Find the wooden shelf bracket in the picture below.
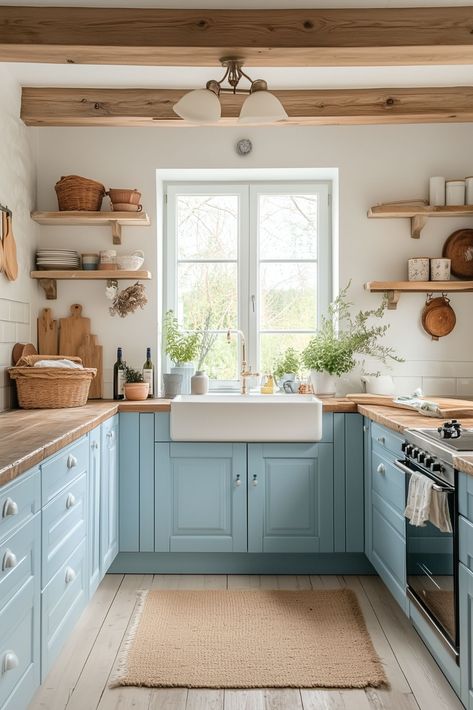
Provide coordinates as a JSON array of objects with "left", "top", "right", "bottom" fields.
[
  {"left": 38, "top": 278, "right": 57, "bottom": 300},
  {"left": 111, "top": 221, "right": 121, "bottom": 245},
  {"left": 411, "top": 214, "right": 428, "bottom": 239},
  {"left": 386, "top": 290, "right": 401, "bottom": 310}
]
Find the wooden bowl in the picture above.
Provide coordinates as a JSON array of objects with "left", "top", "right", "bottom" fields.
[
  {"left": 110, "top": 202, "right": 142, "bottom": 212},
  {"left": 107, "top": 188, "right": 141, "bottom": 204}
]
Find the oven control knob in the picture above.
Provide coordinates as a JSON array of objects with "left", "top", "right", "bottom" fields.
[
  {"left": 425, "top": 456, "right": 434, "bottom": 467},
  {"left": 431, "top": 462, "right": 442, "bottom": 473},
  {"left": 401, "top": 441, "right": 408, "bottom": 452},
  {"left": 412, "top": 448, "right": 420, "bottom": 459},
  {"left": 418, "top": 451, "right": 426, "bottom": 464}
]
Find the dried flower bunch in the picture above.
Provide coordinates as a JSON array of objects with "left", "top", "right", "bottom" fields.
[{"left": 109, "top": 282, "right": 148, "bottom": 318}]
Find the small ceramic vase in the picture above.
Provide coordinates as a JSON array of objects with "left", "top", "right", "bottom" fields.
[
  {"left": 163, "top": 373, "right": 183, "bottom": 398},
  {"left": 191, "top": 370, "right": 209, "bottom": 395}
]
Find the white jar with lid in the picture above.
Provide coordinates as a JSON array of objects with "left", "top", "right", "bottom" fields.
[
  {"left": 429, "top": 176, "right": 445, "bottom": 206},
  {"left": 446, "top": 179, "right": 465, "bottom": 206}
]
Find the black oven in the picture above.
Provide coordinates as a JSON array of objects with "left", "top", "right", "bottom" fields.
[{"left": 395, "top": 455, "right": 458, "bottom": 660}]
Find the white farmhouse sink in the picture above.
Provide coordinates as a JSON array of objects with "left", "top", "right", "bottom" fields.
[{"left": 170, "top": 393, "right": 323, "bottom": 442}]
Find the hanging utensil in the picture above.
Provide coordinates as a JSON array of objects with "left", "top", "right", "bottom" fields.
[
  {"left": 421, "top": 294, "right": 456, "bottom": 340},
  {"left": 3, "top": 210, "right": 18, "bottom": 281}
]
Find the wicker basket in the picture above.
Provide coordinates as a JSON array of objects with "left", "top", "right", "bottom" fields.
[
  {"left": 9, "top": 355, "right": 97, "bottom": 409},
  {"left": 55, "top": 175, "right": 105, "bottom": 211}
]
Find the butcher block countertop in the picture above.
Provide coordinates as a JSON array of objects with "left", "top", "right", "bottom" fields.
[{"left": 1, "top": 396, "right": 473, "bottom": 487}]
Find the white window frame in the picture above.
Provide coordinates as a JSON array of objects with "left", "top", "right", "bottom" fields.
[{"left": 164, "top": 180, "right": 332, "bottom": 389}]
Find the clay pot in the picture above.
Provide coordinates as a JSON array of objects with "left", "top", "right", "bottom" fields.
[{"left": 124, "top": 382, "right": 149, "bottom": 401}]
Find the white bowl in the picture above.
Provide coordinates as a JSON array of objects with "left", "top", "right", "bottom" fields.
[{"left": 116, "top": 251, "right": 144, "bottom": 271}]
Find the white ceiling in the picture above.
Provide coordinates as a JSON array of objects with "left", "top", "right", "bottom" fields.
[{"left": 6, "top": 63, "right": 473, "bottom": 91}]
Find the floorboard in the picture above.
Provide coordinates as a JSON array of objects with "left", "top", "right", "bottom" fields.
[{"left": 28, "top": 573, "right": 464, "bottom": 710}]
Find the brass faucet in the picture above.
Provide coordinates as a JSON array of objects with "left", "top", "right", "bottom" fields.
[{"left": 226, "top": 328, "right": 259, "bottom": 394}]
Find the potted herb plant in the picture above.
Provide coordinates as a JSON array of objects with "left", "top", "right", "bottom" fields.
[
  {"left": 273, "top": 347, "right": 300, "bottom": 392},
  {"left": 164, "top": 310, "right": 201, "bottom": 395},
  {"left": 302, "top": 283, "right": 403, "bottom": 396},
  {"left": 124, "top": 366, "right": 149, "bottom": 401}
]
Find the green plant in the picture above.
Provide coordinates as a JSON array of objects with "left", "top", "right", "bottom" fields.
[
  {"left": 302, "top": 283, "right": 403, "bottom": 377},
  {"left": 164, "top": 310, "right": 201, "bottom": 365},
  {"left": 125, "top": 366, "right": 144, "bottom": 384},
  {"left": 273, "top": 347, "right": 300, "bottom": 380}
]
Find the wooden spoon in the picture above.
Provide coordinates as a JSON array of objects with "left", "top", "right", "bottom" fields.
[{"left": 3, "top": 211, "right": 18, "bottom": 281}]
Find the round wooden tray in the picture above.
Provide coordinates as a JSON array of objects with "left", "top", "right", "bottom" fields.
[
  {"left": 442, "top": 228, "right": 473, "bottom": 278},
  {"left": 421, "top": 296, "right": 456, "bottom": 340}
]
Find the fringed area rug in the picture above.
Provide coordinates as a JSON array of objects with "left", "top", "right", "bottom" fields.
[{"left": 110, "top": 589, "right": 388, "bottom": 689}]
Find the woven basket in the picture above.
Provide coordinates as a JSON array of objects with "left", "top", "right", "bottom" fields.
[
  {"left": 55, "top": 175, "right": 105, "bottom": 211},
  {"left": 9, "top": 355, "right": 96, "bottom": 409}
]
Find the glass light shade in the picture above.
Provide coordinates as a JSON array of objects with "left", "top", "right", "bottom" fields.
[
  {"left": 239, "top": 90, "right": 288, "bottom": 123},
  {"left": 173, "top": 89, "right": 221, "bottom": 123}
]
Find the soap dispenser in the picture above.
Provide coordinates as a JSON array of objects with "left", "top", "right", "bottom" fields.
[{"left": 260, "top": 373, "right": 275, "bottom": 394}]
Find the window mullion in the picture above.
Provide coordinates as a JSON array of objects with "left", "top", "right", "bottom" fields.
[{"left": 247, "top": 185, "right": 258, "bottom": 374}]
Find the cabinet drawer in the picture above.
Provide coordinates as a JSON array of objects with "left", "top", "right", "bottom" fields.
[
  {"left": 371, "top": 503, "right": 407, "bottom": 612},
  {"left": 460, "top": 515, "right": 473, "bottom": 572},
  {"left": 0, "top": 575, "right": 40, "bottom": 710},
  {"left": 42, "top": 473, "right": 87, "bottom": 587},
  {"left": 0, "top": 469, "right": 40, "bottom": 544},
  {"left": 371, "top": 445, "right": 406, "bottom": 517},
  {"left": 41, "top": 436, "right": 88, "bottom": 505},
  {"left": 459, "top": 472, "right": 473, "bottom": 524},
  {"left": 371, "top": 422, "right": 404, "bottom": 458},
  {"left": 41, "top": 538, "right": 88, "bottom": 678},
  {"left": 0, "top": 514, "right": 40, "bottom": 609}
]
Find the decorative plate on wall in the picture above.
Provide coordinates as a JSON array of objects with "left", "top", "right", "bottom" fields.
[{"left": 442, "top": 228, "right": 473, "bottom": 278}]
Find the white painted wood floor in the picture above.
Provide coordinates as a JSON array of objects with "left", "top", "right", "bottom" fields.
[{"left": 29, "top": 574, "right": 463, "bottom": 710}]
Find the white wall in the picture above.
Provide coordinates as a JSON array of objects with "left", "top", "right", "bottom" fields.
[
  {"left": 33, "top": 122, "right": 473, "bottom": 398},
  {"left": 0, "top": 67, "right": 37, "bottom": 410}
]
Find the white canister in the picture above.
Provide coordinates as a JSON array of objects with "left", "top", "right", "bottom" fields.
[
  {"left": 408, "top": 257, "right": 430, "bottom": 281},
  {"left": 466, "top": 176, "right": 473, "bottom": 205},
  {"left": 446, "top": 179, "right": 465, "bottom": 206},
  {"left": 429, "top": 176, "right": 446, "bottom": 206},
  {"left": 430, "top": 258, "right": 451, "bottom": 281}
]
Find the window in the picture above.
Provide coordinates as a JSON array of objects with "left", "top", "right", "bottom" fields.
[{"left": 165, "top": 181, "right": 331, "bottom": 387}]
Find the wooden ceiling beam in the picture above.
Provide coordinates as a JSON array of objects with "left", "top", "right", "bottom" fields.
[
  {"left": 2, "top": 6, "right": 473, "bottom": 66},
  {"left": 21, "top": 86, "right": 473, "bottom": 127}
]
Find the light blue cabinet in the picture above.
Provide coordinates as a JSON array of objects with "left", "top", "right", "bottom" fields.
[
  {"left": 248, "top": 443, "right": 333, "bottom": 553},
  {"left": 88, "top": 426, "right": 101, "bottom": 597},
  {"left": 100, "top": 416, "right": 119, "bottom": 573},
  {"left": 155, "top": 442, "right": 247, "bottom": 553},
  {"left": 365, "top": 423, "right": 408, "bottom": 613},
  {"left": 461, "top": 562, "right": 473, "bottom": 708}
]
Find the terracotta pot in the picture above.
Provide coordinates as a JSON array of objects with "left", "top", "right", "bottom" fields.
[{"left": 124, "top": 382, "right": 149, "bottom": 401}]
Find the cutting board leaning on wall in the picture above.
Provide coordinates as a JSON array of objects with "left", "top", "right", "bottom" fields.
[{"left": 59, "top": 304, "right": 91, "bottom": 356}]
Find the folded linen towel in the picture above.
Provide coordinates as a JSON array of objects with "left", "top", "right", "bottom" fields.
[
  {"left": 405, "top": 471, "right": 433, "bottom": 527},
  {"left": 33, "top": 359, "right": 83, "bottom": 369},
  {"left": 404, "top": 472, "right": 453, "bottom": 532}
]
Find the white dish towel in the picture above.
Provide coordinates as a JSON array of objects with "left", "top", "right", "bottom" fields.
[{"left": 404, "top": 471, "right": 452, "bottom": 533}]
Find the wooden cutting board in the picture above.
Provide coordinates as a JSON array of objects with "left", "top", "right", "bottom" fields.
[
  {"left": 0, "top": 212, "right": 5, "bottom": 274},
  {"left": 443, "top": 228, "right": 473, "bottom": 278},
  {"left": 77, "top": 334, "right": 103, "bottom": 399},
  {"left": 346, "top": 393, "right": 473, "bottom": 418},
  {"left": 37, "top": 308, "right": 58, "bottom": 355},
  {"left": 59, "top": 304, "right": 90, "bottom": 357},
  {"left": 12, "top": 342, "right": 37, "bottom": 365},
  {"left": 3, "top": 212, "right": 18, "bottom": 281}
]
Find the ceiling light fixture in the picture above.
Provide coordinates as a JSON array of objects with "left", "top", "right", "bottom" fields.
[{"left": 173, "top": 57, "right": 288, "bottom": 124}]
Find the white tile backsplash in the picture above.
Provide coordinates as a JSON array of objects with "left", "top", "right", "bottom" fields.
[
  {"left": 422, "top": 377, "right": 457, "bottom": 396},
  {"left": 457, "top": 378, "right": 473, "bottom": 397},
  {"left": 0, "top": 297, "right": 32, "bottom": 411}
]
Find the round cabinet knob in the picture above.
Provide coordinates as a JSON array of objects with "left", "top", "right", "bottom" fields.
[
  {"left": 67, "top": 455, "right": 78, "bottom": 469},
  {"left": 65, "top": 567, "right": 76, "bottom": 584},
  {"left": 2, "top": 498, "right": 18, "bottom": 518},
  {"left": 3, "top": 651, "right": 19, "bottom": 673},
  {"left": 252, "top": 475, "right": 258, "bottom": 487},
  {"left": 2, "top": 549, "right": 18, "bottom": 571},
  {"left": 107, "top": 430, "right": 115, "bottom": 440},
  {"left": 65, "top": 493, "right": 76, "bottom": 509},
  {"left": 376, "top": 463, "right": 385, "bottom": 475},
  {"left": 235, "top": 475, "right": 241, "bottom": 487}
]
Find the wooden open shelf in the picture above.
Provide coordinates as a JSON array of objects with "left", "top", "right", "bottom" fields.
[
  {"left": 31, "top": 210, "right": 150, "bottom": 245},
  {"left": 31, "top": 269, "right": 152, "bottom": 300},
  {"left": 365, "top": 280, "right": 473, "bottom": 309},
  {"left": 367, "top": 201, "right": 473, "bottom": 238}
]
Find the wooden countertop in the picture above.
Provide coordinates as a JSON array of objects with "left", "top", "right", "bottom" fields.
[{"left": 2, "top": 396, "right": 473, "bottom": 488}]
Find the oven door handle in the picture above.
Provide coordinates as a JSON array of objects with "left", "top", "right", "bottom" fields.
[{"left": 394, "top": 459, "right": 453, "bottom": 493}]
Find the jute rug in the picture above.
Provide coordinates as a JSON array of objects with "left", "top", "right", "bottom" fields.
[{"left": 110, "top": 589, "right": 388, "bottom": 689}]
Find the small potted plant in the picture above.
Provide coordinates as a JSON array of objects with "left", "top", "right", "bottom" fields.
[
  {"left": 164, "top": 310, "right": 201, "bottom": 395},
  {"left": 274, "top": 347, "right": 300, "bottom": 392},
  {"left": 124, "top": 366, "right": 149, "bottom": 401},
  {"left": 302, "top": 283, "right": 403, "bottom": 396}
]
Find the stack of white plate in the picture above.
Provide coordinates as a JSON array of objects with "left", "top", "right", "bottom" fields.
[{"left": 36, "top": 249, "right": 80, "bottom": 270}]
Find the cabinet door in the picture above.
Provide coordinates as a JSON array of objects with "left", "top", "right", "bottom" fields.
[
  {"left": 155, "top": 443, "right": 247, "bottom": 553},
  {"left": 88, "top": 426, "right": 101, "bottom": 596},
  {"left": 247, "top": 443, "right": 334, "bottom": 553},
  {"left": 100, "top": 416, "right": 119, "bottom": 573},
  {"left": 460, "top": 562, "right": 473, "bottom": 709}
]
